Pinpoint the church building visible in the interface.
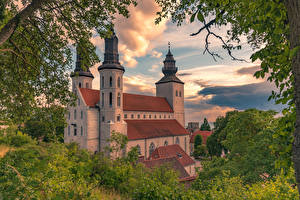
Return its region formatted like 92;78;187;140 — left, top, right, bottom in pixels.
64;31;195;176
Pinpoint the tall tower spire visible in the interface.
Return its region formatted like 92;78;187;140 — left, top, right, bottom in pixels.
156;44;183;84
71;45;94;78
99;30;124;71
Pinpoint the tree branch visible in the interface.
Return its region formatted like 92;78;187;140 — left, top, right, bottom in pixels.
0;0;52;46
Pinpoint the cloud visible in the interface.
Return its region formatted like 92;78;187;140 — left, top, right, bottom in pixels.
151;50;163;58
198;81;283;111
114;0;167;68
123;75;156;96
148;64;159;72
236;65;260;76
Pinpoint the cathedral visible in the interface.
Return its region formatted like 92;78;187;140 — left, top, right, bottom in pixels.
64;31;196;177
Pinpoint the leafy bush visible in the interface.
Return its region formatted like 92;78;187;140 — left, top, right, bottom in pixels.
0;131;36;147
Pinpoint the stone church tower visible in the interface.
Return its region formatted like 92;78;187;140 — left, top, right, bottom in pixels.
98;31;127;154
156;45;185;127
70;46;94;91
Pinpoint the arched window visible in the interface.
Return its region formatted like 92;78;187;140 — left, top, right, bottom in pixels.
149;115;151;119
78;98;80;106
101;76;104;88
131;114;134;119
81;126;83;136
79;82;82;88
68;126;70;136
138;114;140;119
109;92;112;107
68;112;70;120
81;111;83;119
179;91;182;97
176;90;178;96
184;137;187;152
149;143;155;156
143;114;146;119
136;145;141;155
74;109;77;120
117;93;121;107
86;83;89;88
164;141;168;146
154;115;157;119
118;77;121;88
109;76;112;87
117;115;121;122
176;137;180;145
102;93;104;107
74;126;77;136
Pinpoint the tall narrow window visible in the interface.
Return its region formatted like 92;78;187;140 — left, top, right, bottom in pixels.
117;77;121;88
81;111;83;119
68;126;70;136
102;93;104;107
109;76;112;87
124;114;127;119
101;76;104;88
68;112;70;120
109;92;112;107
117;93;121;107
179;91;182;97
176;137;180;145
137;114;140;119
79;82;82;88
176;90;178;96
86;83;89;88
117;115;121;122
131;114;134;119
149;143;155;156
78;98;80;106
81;126;83;136
74;126;77;136
74;109;77;120
136;145;141;155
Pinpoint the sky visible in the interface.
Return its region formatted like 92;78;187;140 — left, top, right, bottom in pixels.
88;0;283;125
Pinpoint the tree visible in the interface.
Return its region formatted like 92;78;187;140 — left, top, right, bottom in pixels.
0;0;136;125
155;0;300;194
23;105;66;142
200;117;211;131
194;134;202;149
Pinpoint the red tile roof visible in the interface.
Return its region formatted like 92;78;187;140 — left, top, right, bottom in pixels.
190;130;213;145
141;156;190;179
79;88;99;107
123;93;173;112
125;120;189;140
150;144;195;167
78;88;173;113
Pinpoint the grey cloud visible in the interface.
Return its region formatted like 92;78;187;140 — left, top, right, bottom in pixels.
236;65;260;75
178;73;192;77
198;81;284;111
194;80;211;88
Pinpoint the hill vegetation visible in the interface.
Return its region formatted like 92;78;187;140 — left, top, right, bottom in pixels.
0;109;298;199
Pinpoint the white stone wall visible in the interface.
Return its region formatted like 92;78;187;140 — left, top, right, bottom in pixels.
156;82;185;127
185;164;196;176
86;108;100;153
64;88;88;150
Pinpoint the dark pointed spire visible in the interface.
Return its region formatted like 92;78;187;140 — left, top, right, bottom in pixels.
71;45;94;78
156;43;183;85
98;29;125;72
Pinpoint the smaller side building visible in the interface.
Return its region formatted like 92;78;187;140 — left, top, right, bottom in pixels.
148;144;196;177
